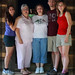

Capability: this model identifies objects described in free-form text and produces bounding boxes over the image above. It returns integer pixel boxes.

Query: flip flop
[21,70,29,75]
[26,69,32,74]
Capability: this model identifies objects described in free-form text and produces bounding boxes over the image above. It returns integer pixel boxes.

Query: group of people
[2,0,72,75]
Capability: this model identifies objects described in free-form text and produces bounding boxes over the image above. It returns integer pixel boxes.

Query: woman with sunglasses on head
[56,1,72,75]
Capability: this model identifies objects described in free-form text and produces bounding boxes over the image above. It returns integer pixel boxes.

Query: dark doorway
[17,0,49,16]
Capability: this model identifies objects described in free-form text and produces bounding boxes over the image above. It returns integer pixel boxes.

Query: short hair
[21,4,29,10]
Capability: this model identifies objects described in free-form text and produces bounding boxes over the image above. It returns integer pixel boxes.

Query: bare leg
[54,52,60,69]
[52,52,55,67]
[36,63,40,68]
[58,46,64,64]
[62,46,70,70]
[40,63,44,67]
[4,46,14,68]
[58,46,62,54]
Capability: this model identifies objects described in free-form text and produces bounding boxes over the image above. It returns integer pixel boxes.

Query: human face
[9,7,15,16]
[22,6,29,17]
[48,0,56,7]
[58,2,65,12]
[36,5,43,16]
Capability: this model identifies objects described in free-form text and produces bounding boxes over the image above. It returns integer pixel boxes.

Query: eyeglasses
[37,8,43,10]
[23,9,29,11]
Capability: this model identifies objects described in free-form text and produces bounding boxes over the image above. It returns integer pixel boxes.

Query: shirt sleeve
[45,15,48,26]
[16,19,21,28]
[32,16,35,23]
[46,15,48,23]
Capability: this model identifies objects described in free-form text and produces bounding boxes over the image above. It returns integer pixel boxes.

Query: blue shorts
[32,38,47,64]
[3,35,15,47]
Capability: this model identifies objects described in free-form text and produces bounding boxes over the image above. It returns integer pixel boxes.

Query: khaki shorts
[48,36,59,52]
[56,34,72,47]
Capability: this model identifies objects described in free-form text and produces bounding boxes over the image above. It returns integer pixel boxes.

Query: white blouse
[15,15,34,43]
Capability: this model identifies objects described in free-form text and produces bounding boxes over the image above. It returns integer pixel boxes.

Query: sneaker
[35,67,40,74]
[47,67,54,73]
[47,69,57,75]
[2,69,14,75]
[47,68,53,75]
[40,67,44,73]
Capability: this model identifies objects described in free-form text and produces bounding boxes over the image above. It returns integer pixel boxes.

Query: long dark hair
[5,5,15,24]
[57,1,67,14]
[35,4,45,15]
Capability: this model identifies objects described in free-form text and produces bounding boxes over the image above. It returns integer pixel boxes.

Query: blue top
[4,22,16,36]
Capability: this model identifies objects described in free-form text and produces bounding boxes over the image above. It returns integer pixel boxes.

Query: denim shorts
[3,35,15,47]
[32,38,48,64]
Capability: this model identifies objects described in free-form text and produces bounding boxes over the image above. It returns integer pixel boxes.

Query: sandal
[21,70,28,75]
[26,69,32,74]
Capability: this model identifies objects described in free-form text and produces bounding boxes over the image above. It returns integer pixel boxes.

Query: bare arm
[65,12,73,36]
[7,16,21,31]
[65,12,73,42]
[15,28,23,44]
